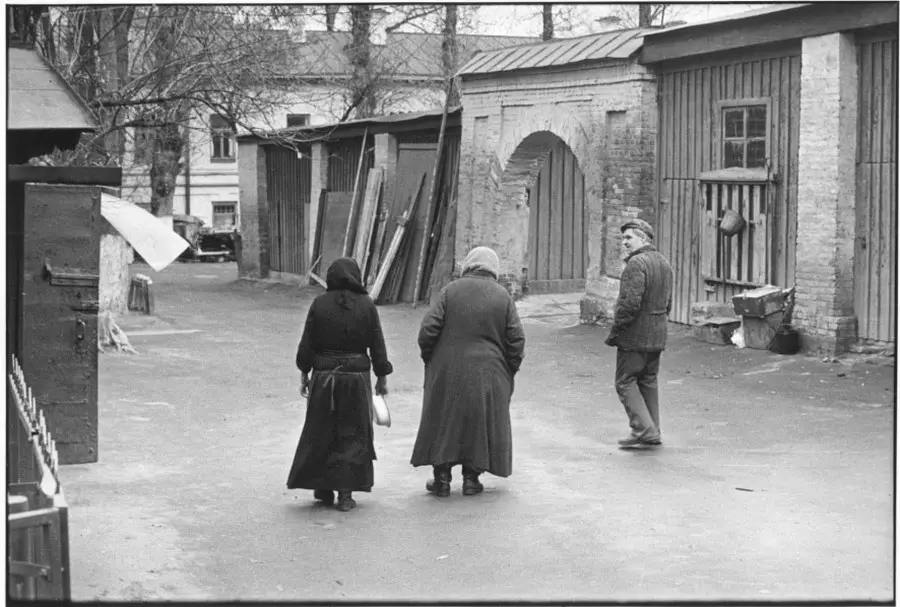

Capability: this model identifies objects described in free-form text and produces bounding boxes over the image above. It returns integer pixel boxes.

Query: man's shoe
[426,465,451,497]
[618,434,662,449]
[313,489,334,505]
[336,491,356,511]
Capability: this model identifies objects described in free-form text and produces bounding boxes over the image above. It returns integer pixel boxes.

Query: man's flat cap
[621,218,654,240]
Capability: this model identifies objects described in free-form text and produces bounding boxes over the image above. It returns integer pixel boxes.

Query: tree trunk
[325,5,338,32]
[148,7,185,217]
[638,4,653,27]
[111,6,134,163]
[148,115,185,217]
[348,4,375,119]
[442,5,459,106]
[77,7,97,102]
[40,11,56,63]
[542,4,554,41]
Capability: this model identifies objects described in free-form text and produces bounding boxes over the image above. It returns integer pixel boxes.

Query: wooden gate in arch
[525,140,588,294]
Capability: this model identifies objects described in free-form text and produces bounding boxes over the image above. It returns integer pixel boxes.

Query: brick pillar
[308,142,329,261]
[373,132,398,209]
[237,140,269,278]
[794,32,859,354]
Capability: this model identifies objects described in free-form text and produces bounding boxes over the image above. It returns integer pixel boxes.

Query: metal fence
[7,355,71,600]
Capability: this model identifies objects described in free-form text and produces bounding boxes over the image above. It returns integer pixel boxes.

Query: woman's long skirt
[286,369,376,492]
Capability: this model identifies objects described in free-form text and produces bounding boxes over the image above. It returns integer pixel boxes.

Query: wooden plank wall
[657,47,801,325]
[855,36,897,344]
[265,144,311,275]
[327,136,374,193]
[526,140,587,290]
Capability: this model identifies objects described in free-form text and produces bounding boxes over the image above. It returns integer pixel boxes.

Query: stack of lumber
[308,96,460,306]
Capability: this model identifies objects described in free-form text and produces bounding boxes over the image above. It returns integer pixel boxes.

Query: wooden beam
[412,79,453,307]
[342,128,369,257]
[641,2,898,64]
[7,165,122,186]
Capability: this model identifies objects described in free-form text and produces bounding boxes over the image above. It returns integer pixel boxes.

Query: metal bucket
[768,324,801,355]
[719,209,747,237]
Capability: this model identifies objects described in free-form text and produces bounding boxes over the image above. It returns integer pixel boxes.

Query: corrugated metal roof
[8,47,98,131]
[643,3,813,37]
[237,107,462,142]
[458,28,651,77]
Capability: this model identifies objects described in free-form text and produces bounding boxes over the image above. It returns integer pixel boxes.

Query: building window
[722,105,767,168]
[210,115,235,161]
[133,126,155,164]
[212,202,237,228]
[286,114,310,127]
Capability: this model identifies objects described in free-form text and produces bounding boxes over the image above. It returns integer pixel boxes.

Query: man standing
[605,218,673,449]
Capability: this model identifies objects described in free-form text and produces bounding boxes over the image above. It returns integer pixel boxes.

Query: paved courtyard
[60,261,895,602]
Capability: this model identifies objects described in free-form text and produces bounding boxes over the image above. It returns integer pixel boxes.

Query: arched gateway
[455,29,658,309]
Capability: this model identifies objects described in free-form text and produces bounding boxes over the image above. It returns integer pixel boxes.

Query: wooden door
[21,184,101,464]
[855,37,897,344]
[266,144,310,275]
[526,140,587,293]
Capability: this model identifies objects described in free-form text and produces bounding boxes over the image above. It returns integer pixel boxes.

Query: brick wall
[793,32,859,354]
[237,140,268,278]
[457,61,657,318]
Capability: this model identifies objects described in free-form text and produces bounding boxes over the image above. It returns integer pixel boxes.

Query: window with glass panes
[210,115,236,161]
[722,105,767,169]
[212,202,237,227]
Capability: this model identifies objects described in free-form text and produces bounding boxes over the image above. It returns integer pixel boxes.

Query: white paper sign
[100,193,190,272]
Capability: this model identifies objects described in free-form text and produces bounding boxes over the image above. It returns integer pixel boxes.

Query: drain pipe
[184,132,192,216]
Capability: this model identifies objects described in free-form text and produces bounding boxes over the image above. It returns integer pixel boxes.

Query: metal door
[21,184,101,464]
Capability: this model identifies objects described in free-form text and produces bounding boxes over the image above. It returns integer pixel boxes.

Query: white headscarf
[461,246,500,279]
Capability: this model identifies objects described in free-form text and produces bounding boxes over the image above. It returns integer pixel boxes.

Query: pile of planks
[309,105,459,306]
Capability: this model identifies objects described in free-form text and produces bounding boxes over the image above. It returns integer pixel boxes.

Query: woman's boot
[426,464,451,497]
[462,466,484,496]
[336,490,356,511]
[313,489,334,505]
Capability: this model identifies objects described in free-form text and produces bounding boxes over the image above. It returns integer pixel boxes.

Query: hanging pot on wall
[719,209,747,237]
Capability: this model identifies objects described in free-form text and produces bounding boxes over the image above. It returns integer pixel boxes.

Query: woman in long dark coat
[411,246,526,497]
[287,257,392,512]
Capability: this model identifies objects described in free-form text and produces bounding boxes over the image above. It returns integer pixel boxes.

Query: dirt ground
[59,261,895,602]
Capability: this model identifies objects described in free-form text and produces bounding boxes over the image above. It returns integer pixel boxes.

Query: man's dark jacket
[606,244,674,352]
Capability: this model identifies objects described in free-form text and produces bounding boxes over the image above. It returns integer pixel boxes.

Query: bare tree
[442,4,459,105]
[596,4,685,30]
[36,5,320,215]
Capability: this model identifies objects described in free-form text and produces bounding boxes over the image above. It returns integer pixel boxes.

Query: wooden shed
[641,2,897,351]
[238,108,461,304]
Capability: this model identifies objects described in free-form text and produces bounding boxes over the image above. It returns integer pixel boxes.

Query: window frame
[211,202,238,228]
[715,97,772,171]
[286,113,310,128]
[209,115,236,162]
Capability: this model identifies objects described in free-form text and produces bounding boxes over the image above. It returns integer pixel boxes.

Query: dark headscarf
[326,257,367,309]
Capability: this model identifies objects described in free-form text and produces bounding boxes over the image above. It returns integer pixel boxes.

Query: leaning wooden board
[317,191,354,276]
[371,173,427,303]
[353,168,384,274]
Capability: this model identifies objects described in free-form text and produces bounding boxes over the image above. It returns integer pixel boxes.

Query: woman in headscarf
[287,257,392,512]
[411,246,526,497]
